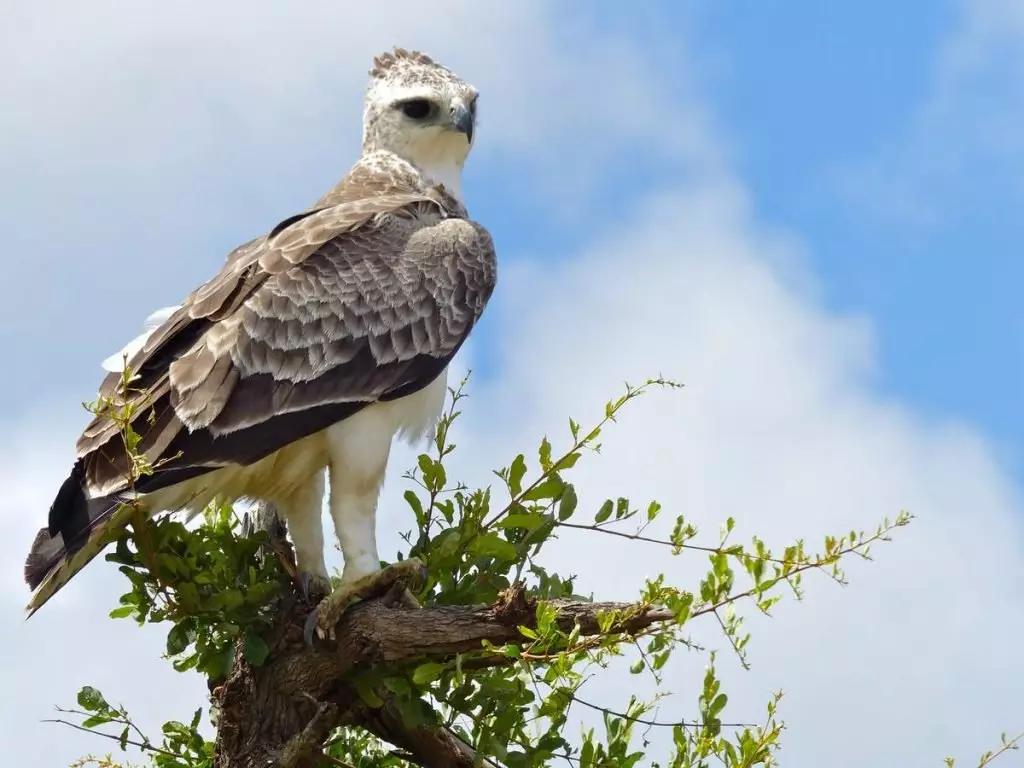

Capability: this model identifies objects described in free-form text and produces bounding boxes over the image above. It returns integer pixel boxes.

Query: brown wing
[76,190,445,473]
[77,190,495,500]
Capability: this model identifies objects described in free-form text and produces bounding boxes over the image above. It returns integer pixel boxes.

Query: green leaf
[470,533,519,561]
[553,452,581,471]
[416,454,434,477]
[243,633,270,666]
[383,676,412,695]
[166,622,192,656]
[499,513,548,531]
[433,528,461,559]
[508,454,527,496]
[535,602,558,636]
[518,625,538,640]
[393,694,430,730]
[539,437,553,472]
[710,692,728,717]
[77,686,109,713]
[412,662,445,685]
[615,497,630,519]
[108,605,134,619]
[353,676,384,708]
[404,490,425,521]
[81,714,115,729]
[595,500,613,524]
[417,455,447,491]
[522,475,565,501]
[647,500,662,521]
[558,484,578,520]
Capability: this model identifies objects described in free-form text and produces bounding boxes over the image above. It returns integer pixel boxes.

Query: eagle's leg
[271,471,331,603]
[302,421,426,644]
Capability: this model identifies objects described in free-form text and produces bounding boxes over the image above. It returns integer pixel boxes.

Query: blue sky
[515,0,1024,473]
[1,2,1022,766]
[696,1,1024,472]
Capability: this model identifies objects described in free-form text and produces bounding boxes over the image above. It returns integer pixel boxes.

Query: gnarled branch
[212,505,674,768]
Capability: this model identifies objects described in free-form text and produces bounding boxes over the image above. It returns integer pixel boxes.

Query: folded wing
[25,185,496,612]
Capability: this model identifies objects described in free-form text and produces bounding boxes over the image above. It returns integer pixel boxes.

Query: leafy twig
[43,719,178,760]
[570,696,755,729]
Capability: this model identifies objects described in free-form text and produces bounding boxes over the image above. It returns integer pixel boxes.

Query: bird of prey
[24,48,497,632]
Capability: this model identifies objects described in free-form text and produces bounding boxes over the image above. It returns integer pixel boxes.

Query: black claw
[303,607,320,647]
[298,571,315,604]
[297,571,329,605]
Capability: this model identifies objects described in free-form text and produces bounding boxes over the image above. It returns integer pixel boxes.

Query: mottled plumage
[25,48,495,616]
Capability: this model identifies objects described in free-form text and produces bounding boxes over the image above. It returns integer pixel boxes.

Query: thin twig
[978,732,1024,767]
[713,608,750,671]
[689,529,898,621]
[558,521,805,568]
[43,719,178,759]
[569,697,756,729]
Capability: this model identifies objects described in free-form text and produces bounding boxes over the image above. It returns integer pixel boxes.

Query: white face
[363,79,479,178]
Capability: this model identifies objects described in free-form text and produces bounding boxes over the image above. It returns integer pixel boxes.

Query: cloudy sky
[2,1,1023,766]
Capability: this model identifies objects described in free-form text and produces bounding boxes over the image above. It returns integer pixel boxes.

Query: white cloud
[0,0,712,379]
[0,0,711,200]
[1,2,1022,767]
[443,176,1024,765]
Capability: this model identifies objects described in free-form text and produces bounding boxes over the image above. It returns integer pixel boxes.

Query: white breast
[371,366,449,445]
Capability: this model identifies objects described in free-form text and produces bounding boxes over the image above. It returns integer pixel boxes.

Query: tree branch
[351,697,482,768]
[214,505,673,768]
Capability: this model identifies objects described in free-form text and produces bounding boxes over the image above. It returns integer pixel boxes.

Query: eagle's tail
[23,468,131,618]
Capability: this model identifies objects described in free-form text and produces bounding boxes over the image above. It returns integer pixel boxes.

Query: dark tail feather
[24,466,125,614]
[24,526,65,591]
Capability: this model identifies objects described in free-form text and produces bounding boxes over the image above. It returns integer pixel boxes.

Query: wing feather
[76,191,441,458]
[76,186,493,500]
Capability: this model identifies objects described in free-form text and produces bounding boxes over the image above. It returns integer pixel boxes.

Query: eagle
[24,48,497,635]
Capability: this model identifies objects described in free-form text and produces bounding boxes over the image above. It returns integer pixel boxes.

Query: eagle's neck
[314,150,466,209]
[416,160,464,204]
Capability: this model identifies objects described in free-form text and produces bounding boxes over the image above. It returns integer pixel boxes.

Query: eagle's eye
[400,99,433,120]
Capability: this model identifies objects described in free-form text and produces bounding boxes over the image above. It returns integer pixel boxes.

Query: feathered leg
[272,469,330,600]
[303,411,425,644]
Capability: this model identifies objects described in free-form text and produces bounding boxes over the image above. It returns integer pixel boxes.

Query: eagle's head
[362,48,479,198]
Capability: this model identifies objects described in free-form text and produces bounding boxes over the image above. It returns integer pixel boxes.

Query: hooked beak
[449,103,474,144]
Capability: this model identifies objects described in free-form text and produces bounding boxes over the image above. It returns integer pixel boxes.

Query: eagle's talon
[304,559,428,643]
[302,607,320,647]
[297,570,329,605]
